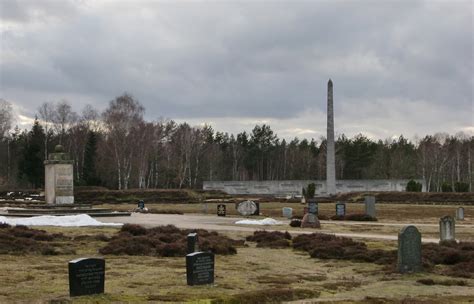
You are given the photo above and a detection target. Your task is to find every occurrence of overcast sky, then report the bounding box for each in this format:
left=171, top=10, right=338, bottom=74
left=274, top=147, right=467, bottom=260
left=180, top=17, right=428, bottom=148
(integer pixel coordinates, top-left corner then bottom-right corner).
left=1, top=0, right=473, bottom=140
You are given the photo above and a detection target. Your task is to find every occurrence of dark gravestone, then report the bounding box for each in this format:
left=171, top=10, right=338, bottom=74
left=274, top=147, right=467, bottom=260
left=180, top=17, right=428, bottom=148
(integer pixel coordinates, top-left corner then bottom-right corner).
left=186, top=252, right=215, bottom=286
left=308, top=199, right=318, bottom=215
left=69, top=258, right=105, bottom=297
left=187, top=233, right=199, bottom=254
left=397, top=226, right=422, bottom=273
left=364, top=196, right=376, bottom=217
left=253, top=202, right=260, bottom=216
left=217, top=204, right=226, bottom=217
left=137, top=200, right=145, bottom=209
left=335, top=202, right=346, bottom=217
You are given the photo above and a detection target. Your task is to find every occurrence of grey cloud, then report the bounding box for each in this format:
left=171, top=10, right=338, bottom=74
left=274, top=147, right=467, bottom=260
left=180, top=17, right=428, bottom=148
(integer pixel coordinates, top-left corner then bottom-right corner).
left=0, top=0, right=472, bottom=137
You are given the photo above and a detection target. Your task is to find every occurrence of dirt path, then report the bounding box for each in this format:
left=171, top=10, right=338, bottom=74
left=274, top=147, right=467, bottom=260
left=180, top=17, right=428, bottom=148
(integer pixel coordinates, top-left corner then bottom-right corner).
left=97, top=213, right=457, bottom=243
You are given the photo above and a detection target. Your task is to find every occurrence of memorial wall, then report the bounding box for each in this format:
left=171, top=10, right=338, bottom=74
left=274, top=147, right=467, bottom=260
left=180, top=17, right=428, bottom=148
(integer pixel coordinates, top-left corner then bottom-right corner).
left=203, top=179, right=426, bottom=196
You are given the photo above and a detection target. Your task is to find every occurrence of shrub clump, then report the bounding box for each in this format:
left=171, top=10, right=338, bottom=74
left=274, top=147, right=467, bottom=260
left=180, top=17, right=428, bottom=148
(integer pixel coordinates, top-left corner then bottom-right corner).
left=330, top=213, right=377, bottom=221
left=246, top=231, right=292, bottom=248
left=293, top=233, right=396, bottom=264
left=293, top=232, right=474, bottom=278
left=0, top=224, right=67, bottom=255
left=99, top=224, right=239, bottom=257
left=289, top=219, right=302, bottom=227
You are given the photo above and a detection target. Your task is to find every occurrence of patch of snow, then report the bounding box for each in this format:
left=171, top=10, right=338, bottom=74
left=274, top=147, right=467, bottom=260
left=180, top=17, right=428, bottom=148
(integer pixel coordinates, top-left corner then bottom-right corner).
left=7, top=192, right=13, bottom=196
left=235, top=218, right=283, bottom=225
left=0, top=214, right=122, bottom=227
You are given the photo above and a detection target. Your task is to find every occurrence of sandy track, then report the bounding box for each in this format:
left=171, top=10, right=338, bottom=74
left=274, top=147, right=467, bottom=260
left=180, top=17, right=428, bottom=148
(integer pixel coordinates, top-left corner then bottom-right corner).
left=97, top=213, right=458, bottom=243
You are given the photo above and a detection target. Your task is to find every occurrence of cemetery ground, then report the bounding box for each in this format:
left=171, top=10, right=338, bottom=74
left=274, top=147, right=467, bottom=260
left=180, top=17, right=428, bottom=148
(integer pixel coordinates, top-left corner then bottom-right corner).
left=1, top=199, right=474, bottom=303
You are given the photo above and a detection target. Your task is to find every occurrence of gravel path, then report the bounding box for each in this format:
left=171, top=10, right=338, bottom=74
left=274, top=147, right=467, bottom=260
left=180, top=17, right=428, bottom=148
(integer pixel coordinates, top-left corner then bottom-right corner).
left=97, top=213, right=450, bottom=243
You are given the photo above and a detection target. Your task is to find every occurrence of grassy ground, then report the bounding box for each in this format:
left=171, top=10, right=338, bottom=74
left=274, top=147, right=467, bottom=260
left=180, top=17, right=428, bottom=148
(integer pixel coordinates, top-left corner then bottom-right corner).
left=1, top=226, right=474, bottom=303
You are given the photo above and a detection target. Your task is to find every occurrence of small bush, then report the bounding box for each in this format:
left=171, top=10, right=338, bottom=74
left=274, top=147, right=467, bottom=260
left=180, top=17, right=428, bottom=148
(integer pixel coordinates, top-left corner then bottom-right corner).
left=120, top=224, right=147, bottom=236
left=454, top=182, right=469, bottom=192
left=290, top=219, right=302, bottom=227
left=246, top=231, right=292, bottom=248
left=441, top=182, right=453, bottom=192
left=0, top=225, right=66, bottom=255
left=100, top=224, right=238, bottom=257
left=406, top=180, right=422, bottom=192
left=330, top=214, right=377, bottom=221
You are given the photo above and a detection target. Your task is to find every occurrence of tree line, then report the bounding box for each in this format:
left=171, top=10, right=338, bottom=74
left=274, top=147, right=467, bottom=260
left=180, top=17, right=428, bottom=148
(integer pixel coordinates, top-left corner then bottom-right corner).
left=0, top=95, right=472, bottom=192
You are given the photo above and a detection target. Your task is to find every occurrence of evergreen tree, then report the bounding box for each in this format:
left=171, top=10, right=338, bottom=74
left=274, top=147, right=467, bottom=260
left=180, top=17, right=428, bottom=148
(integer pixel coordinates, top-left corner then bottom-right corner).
left=18, top=118, right=45, bottom=187
left=82, top=130, right=100, bottom=185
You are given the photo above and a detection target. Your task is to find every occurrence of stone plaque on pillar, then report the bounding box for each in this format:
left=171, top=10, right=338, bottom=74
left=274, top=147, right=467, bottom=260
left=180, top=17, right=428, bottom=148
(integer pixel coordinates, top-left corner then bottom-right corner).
left=44, top=145, right=74, bottom=204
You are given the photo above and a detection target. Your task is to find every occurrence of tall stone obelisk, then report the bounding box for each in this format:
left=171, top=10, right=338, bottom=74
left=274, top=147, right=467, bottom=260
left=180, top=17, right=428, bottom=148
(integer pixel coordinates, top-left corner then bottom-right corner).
left=326, top=79, right=336, bottom=195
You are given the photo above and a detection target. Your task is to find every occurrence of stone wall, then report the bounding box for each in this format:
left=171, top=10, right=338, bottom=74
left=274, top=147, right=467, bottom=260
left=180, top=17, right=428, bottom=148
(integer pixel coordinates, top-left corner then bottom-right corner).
left=203, top=179, right=427, bottom=196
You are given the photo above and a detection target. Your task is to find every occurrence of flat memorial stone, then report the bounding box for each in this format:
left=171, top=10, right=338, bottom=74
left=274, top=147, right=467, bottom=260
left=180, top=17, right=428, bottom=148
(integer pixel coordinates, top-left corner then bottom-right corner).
left=186, top=252, right=215, bottom=286
left=397, top=225, right=422, bottom=273
left=69, top=257, right=105, bottom=297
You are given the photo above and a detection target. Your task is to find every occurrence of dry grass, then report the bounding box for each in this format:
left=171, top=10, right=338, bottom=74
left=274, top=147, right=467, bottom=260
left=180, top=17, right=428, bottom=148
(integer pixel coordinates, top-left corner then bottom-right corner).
left=0, top=226, right=473, bottom=303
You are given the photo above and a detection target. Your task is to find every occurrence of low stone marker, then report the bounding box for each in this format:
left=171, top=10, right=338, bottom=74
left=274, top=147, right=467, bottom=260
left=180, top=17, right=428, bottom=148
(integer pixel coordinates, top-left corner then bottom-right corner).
left=217, top=204, right=226, bottom=217
left=253, top=202, right=260, bottom=216
left=301, top=213, right=321, bottom=228
left=439, top=215, right=455, bottom=242
left=282, top=207, right=293, bottom=219
left=202, top=203, right=208, bottom=214
left=186, top=252, right=215, bottom=286
left=69, top=257, right=105, bottom=297
left=456, top=207, right=464, bottom=221
left=335, top=202, right=346, bottom=217
left=397, top=225, right=422, bottom=273
left=187, top=233, right=199, bottom=254
left=364, top=196, right=376, bottom=218
left=308, top=199, right=318, bottom=215
left=237, top=200, right=257, bottom=216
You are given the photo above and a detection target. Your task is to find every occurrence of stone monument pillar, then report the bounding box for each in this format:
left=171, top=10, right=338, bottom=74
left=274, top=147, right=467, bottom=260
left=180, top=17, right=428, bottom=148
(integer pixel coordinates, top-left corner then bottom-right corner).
left=44, top=145, right=74, bottom=204
left=326, top=79, right=336, bottom=195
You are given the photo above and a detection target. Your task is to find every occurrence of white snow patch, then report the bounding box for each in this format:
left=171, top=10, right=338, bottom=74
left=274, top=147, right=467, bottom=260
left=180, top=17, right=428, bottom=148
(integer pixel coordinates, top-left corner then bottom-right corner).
left=0, top=214, right=122, bottom=227
left=235, top=218, right=283, bottom=225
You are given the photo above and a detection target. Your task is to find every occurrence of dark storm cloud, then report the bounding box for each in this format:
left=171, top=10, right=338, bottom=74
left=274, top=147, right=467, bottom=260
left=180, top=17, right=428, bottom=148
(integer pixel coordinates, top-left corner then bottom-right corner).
left=0, top=0, right=472, bottom=138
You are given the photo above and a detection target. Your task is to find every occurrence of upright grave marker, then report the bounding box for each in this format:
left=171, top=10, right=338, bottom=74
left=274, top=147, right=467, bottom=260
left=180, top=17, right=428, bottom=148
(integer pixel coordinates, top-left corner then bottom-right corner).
left=237, top=200, right=257, bottom=216
left=364, top=196, right=376, bottom=218
left=253, top=202, right=260, bottom=216
left=308, top=199, right=318, bottom=215
left=456, top=207, right=464, bottom=221
left=69, top=258, right=105, bottom=297
left=301, top=213, right=321, bottom=228
left=439, top=215, right=455, bottom=242
left=282, top=207, right=293, bottom=219
left=187, top=233, right=199, bottom=254
left=217, top=204, right=226, bottom=217
left=44, top=145, right=74, bottom=204
left=335, top=202, right=346, bottom=217
left=397, top=226, right=422, bottom=273
left=186, top=252, right=215, bottom=286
